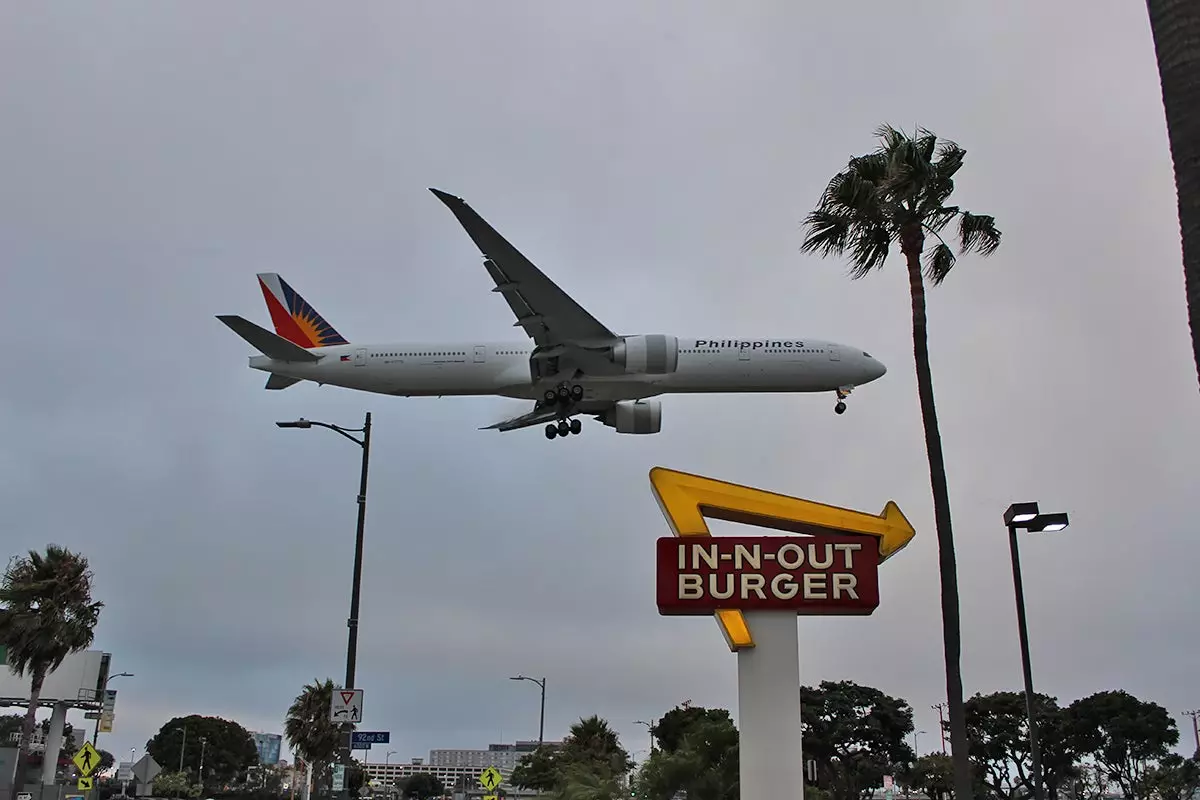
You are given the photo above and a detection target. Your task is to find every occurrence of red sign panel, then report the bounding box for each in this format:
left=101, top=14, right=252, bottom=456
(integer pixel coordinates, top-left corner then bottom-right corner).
left=656, top=534, right=880, bottom=616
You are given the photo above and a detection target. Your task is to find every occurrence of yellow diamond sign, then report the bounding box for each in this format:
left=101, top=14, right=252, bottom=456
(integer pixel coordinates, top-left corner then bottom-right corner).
left=649, top=466, right=915, bottom=651
left=72, top=742, right=101, bottom=776
left=479, top=767, right=502, bottom=791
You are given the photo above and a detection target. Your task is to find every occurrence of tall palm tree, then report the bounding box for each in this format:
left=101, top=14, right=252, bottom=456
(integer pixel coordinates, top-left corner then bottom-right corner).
left=801, top=124, right=1002, bottom=800
left=1144, top=0, right=1200, bottom=388
left=0, top=545, right=104, bottom=797
left=284, top=679, right=341, bottom=795
left=561, top=716, right=633, bottom=779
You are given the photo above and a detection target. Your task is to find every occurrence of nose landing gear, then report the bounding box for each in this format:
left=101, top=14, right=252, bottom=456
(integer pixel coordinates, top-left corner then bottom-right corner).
left=834, top=386, right=853, bottom=415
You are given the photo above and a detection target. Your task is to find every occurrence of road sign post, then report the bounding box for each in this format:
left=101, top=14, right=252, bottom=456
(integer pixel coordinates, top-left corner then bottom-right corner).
left=650, top=467, right=915, bottom=800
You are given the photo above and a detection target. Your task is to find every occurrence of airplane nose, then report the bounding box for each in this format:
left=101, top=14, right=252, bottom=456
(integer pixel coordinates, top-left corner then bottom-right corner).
left=864, top=355, right=887, bottom=382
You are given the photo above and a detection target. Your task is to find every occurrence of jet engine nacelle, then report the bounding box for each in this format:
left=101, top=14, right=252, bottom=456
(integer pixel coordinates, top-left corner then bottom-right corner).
left=611, top=334, right=679, bottom=375
left=602, top=399, right=663, bottom=434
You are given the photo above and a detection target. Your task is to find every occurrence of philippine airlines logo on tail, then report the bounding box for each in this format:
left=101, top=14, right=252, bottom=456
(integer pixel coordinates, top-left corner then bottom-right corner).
left=257, top=272, right=349, bottom=348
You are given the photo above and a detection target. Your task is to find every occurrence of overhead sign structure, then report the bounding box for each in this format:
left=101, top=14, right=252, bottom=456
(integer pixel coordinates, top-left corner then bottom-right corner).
left=649, top=467, right=914, bottom=800
left=330, top=688, right=363, bottom=723
left=77, top=777, right=93, bottom=791
left=350, top=731, right=389, bottom=748
left=72, top=742, right=102, bottom=776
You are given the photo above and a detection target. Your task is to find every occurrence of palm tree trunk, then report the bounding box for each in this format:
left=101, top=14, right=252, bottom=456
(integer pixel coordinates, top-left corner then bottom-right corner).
left=1145, top=0, right=1200, bottom=389
left=12, top=668, right=46, bottom=796
left=901, top=231, right=973, bottom=800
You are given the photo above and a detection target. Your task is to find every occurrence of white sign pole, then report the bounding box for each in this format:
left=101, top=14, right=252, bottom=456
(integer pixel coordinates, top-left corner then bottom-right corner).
left=737, top=611, right=804, bottom=800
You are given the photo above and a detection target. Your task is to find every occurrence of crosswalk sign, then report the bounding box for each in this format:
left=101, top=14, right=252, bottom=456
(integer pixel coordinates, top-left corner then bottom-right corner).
left=479, top=767, right=502, bottom=791
left=77, top=777, right=93, bottom=791
left=72, top=743, right=101, bottom=777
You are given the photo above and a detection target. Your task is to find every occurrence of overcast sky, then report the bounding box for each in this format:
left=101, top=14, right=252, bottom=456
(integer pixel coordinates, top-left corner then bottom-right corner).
left=3, top=0, right=1198, bottom=768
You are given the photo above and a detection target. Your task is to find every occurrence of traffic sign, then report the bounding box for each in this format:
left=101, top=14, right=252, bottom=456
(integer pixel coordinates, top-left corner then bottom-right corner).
left=330, top=688, right=363, bottom=722
left=331, top=764, right=345, bottom=792
left=479, top=767, right=502, bottom=791
left=118, top=761, right=134, bottom=782
left=351, top=731, right=389, bottom=746
left=72, top=742, right=102, bottom=776
left=77, top=777, right=93, bottom=791
left=16, top=792, right=32, bottom=800
left=132, top=754, right=161, bottom=784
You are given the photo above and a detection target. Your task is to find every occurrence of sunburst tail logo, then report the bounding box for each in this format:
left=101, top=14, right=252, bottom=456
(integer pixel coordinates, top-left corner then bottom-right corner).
left=256, top=272, right=350, bottom=348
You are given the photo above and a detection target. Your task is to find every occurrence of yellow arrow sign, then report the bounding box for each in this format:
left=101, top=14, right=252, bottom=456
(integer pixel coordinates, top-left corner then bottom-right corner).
left=649, top=467, right=915, bottom=651
left=77, top=777, right=93, bottom=791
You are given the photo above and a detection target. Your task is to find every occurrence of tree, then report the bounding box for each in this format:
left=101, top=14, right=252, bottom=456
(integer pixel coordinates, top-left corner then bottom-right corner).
left=399, top=771, right=445, bottom=799
left=1067, top=690, right=1178, bottom=800
left=638, top=704, right=739, bottom=800
left=97, top=749, right=115, bottom=774
left=146, top=715, right=258, bottom=789
left=801, top=680, right=915, bottom=800
left=908, top=753, right=954, bottom=800
left=284, top=679, right=342, bottom=792
left=0, top=546, right=104, bottom=798
left=153, top=770, right=200, bottom=798
left=801, top=124, right=1001, bottom=800
left=511, top=716, right=632, bottom=796
left=961, top=691, right=1080, bottom=800
left=1138, top=753, right=1200, bottom=800
left=1144, top=0, right=1200, bottom=389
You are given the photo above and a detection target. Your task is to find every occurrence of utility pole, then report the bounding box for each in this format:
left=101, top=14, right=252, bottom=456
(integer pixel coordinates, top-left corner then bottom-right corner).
left=1184, top=710, right=1200, bottom=755
left=931, top=704, right=947, bottom=754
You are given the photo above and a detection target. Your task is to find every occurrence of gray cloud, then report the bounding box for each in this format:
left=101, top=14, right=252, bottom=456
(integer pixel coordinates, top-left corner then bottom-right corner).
left=2, top=0, right=1197, bottom=767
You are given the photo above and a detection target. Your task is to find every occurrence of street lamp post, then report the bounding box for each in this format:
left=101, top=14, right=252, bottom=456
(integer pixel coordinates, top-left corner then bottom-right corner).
left=509, top=675, right=547, bottom=746
left=912, top=729, right=925, bottom=755
left=92, top=672, right=134, bottom=746
left=198, top=738, right=207, bottom=790
left=634, top=720, right=657, bottom=753
left=277, top=412, right=373, bottom=800
left=1183, top=710, right=1200, bottom=755
left=1003, top=502, right=1070, bottom=800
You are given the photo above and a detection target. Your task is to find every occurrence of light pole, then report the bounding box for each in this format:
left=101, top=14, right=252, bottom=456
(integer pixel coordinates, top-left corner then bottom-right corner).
left=509, top=675, right=547, bottom=746
left=634, top=720, right=656, bottom=753
left=1183, top=710, right=1200, bottom=755
left=385, top=751, right=396, bottom=766
left=92, top=672, right=134, bottom=746
left=912, top=729, right=925, bottom=755
left=1004, top=502, right=1070, bottom=800
left=931, top=703, right=947, bottom=754
left=277, top=412, right=373, bottom=800
left=198, top=737, right=207, bottom=790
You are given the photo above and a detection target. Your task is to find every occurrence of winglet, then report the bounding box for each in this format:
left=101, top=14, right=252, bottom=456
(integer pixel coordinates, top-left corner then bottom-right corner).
left=429, top=188, right=462, bottom=206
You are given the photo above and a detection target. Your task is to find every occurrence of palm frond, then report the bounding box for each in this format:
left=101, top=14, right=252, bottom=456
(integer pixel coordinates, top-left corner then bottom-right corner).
left=924, top=243, right=957, bottom=285
left=958, top=212, right=1001, bottom=255
left=801, top=209, right=851, bottom=257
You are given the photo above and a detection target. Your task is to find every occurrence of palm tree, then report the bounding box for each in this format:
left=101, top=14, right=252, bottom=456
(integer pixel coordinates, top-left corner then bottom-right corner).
left=561, top=716, right=633, bottom=779
left=0, top=546, right=104, bottom=797
left=1144, top=0, right=1200, bottom=388
left=284, top=679, right=341, bottom=796
left=801, top=124, right=1002, bottom=800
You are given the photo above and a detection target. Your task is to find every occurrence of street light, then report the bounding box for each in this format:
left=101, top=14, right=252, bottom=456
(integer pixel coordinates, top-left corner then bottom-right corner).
left=634, top=720, right=656, bottom=753
left=385, top=750, right=396, bottom=766
left=912, top=729, right=925, bottom=754
left=277, top=412, right=373, bottom=800
left=1003, top=502, right=1071, bottom=800
left=92, top=672, right=134, bottom=746
left=509, top=675, right=547, bottom=746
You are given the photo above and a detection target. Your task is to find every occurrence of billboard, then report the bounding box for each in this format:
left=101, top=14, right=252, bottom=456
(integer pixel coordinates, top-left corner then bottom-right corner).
left=0, top=651, right=109, bottom=705
left=253, top=733, right=282, bottom=765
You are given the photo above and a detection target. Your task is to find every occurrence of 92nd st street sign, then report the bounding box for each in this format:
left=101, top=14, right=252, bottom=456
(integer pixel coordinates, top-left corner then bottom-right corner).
left=656, top=534, right=880, bottom=615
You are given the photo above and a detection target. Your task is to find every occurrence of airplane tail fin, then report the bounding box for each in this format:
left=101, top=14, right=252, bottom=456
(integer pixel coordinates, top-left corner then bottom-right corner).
left=216, top=315, right=321, bottom=362
left=257, top=273, right=349, bottom=348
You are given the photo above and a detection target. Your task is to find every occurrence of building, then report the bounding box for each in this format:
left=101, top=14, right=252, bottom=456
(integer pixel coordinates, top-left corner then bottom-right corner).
left=362, top=742, right=561, bottom=798
left=251, top=732, right=282, bottom=765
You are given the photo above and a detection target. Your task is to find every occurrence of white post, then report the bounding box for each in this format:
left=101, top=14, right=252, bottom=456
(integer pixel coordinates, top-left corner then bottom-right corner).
left=737, top=611, right=803, bottom=800
left=41, top=703, right=69, bottom=786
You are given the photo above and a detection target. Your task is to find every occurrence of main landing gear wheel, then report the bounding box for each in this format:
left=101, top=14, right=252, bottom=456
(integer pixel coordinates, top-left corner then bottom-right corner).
left=835, top=401, right=847, bottom=415
left=544, top=389, right=558, bottom=403
left=569, top=418, right=582, bottom=435
left=570, top=384, right=584, bottom=401
left=545, top=424, right=558, bottom=439
left=557, top=385, right=571, bottom=401
left=557, top=420, right=570, bottom=436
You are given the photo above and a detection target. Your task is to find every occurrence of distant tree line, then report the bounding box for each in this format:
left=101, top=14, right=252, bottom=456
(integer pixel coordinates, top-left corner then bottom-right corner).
left=508, top=681, right=1198, bottom=800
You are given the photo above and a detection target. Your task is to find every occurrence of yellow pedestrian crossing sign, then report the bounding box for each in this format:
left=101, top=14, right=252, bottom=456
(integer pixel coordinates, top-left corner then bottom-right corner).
left=479, top=766, right=502, bottom=791
left=77, top=777, right=93, bottom=791
left=72, top=742, right=101, bottom=776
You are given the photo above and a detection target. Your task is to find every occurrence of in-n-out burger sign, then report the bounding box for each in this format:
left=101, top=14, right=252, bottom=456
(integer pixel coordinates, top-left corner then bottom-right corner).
left=656, top=534, right=880, bottom=615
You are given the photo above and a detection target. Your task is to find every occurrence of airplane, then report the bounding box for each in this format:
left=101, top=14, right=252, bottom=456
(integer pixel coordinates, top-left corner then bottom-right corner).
left=217, top=188, right=887, bottom=441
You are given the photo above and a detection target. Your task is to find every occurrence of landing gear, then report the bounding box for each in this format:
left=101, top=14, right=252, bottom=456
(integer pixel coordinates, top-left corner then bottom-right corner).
left=545, top=418, right=583, bottom=439
left=834, top=386, right=852, bottom=415
left=570, top=384, right=584, bottom=401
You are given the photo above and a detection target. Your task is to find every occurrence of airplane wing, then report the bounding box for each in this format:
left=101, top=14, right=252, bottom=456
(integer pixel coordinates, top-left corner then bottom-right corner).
left=430, top=189, right=617, bottom=349
left=481, top=400, right=613, bottom=432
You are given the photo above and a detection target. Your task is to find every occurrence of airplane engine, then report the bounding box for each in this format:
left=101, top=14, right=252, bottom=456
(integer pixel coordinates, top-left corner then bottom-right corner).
left=601, top=399, right=663, bottom=434
left=611, top=334, right=679, bottom=375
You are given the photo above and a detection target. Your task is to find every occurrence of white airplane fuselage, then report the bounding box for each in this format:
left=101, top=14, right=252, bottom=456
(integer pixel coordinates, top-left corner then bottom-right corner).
left=249, top=337, right=886, bottom=402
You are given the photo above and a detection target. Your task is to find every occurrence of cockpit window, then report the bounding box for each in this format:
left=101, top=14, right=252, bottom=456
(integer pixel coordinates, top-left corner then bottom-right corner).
left=862, top=352, right=872, bottom=358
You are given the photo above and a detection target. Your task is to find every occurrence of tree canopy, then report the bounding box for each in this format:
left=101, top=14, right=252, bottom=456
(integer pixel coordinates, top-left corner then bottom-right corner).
left=510, top=716, right=632, bottom=799
left=399, top=771, right=445, bottom=799
left=284, top=679, right=343, bottom=792
left=146, top=715, right=258, bottom=788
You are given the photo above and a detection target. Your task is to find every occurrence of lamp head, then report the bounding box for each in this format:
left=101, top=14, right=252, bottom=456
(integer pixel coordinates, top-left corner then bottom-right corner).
left=276, top=419, right=313, bottom=429
left=1004, top=502, right=1040, bottom=526
left=1027, top=512, right=1069, bottom=533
